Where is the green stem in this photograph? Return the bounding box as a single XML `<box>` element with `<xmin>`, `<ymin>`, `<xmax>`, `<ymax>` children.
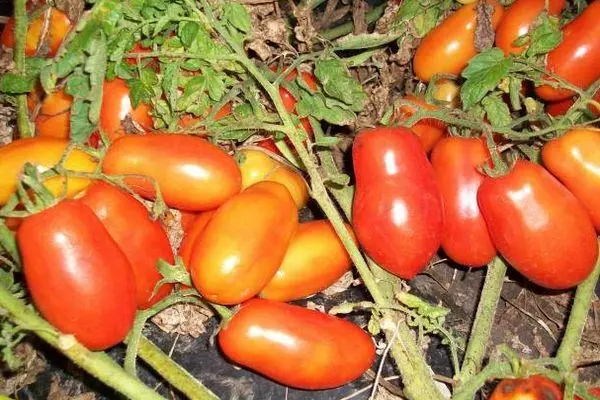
<box><xmin>211</xmin><ymin>303</ymin><xmax>233</xmax><ymax>320</ymax></box>
<box><xmin>457</xmin><ymin>257</ymin><xmax>507</xmax><ymax>386</ymax></box>
<box><xmin>453</xmin><ymin>361</ymin><xmax>513</xmax><ymax>400</ymax></box>
<box><xmin>320</xmin><ymin>2</ymin><xmax>387</xmax><ymax>41</ymax></box>
<box><xmin>14</xmin><ymin>0</ymin><xmax>33</xmax><ymax>138</ymax></box>
<box><xmin>0</xmin><ymin>284</ymin><xmax>164</xmax><ymax>400</ymax></box>
<box><xmin>0</xmin><ymin>221</ymin><xmax>20</xmax><ymax>267</ymax></box>
<box><xmin>555</xmin><ymin>241</ymin><xmax>600</xmax><ymax>371</ymax></box>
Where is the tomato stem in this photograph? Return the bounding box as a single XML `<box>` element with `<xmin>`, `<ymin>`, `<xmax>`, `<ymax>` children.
<box><xmin>13</xmin><ymin>0</ymin><xmax>33</xmax><ymax>138</ymax></box>
<box><xmin>320</xmin><ymin>2</ymin><xmax>387</xmax><ymax>41</ymax></box>
<box><xmin>0</xmin><ymin>221</ymin><xmax>20</xmax><ymax>267</ymax></box>
<box><xmin>211</xmin><ymin>303</ymin><xmax>233</xmax><ymax>320</ymax></box>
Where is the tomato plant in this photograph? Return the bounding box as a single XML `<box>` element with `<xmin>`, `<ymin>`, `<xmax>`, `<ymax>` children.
<box><xmin>259</xmin><ymin>220</ymin><xmax>354</xmax><ymax>302</ymax></box>
<box><xmin>489</xmin><ymin>375</ymin><xmax>563</xmax><ymax>400</ymax></box>
<box><xmin>393</xmin><ymin>95</ymin><xmax>447</xmax><ymax>153</ymax></box>
<box><xmin>218</xmin><ymin>299</ymin><xmax>375</xmax><ymax>389</ymax></box>
<box><xmin>102</xmin><ymin>133</ymin><xmax>242</xmax><ymax>211</ymax></box>
<box><xmin>18</xmin><ymin>200</ymin><xmax>137</xmax><ymax>350</ymax></box>
<box><xmin>352</xmin><ymin>126</ymin><xmax>443</xmax><ymax>279</ymax></box>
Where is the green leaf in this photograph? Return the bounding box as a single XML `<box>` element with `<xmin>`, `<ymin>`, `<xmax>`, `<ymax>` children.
<box><xmin>202</xmin><ymin>69</ymin><xmax>226</xmax><ymax>101</ymax></box>
<box><xmin>222</xmin><ymin>3</ymin><xmax>252</xmax><ymax>34</ymax></box>
<box><xmin>179</xmin><ymin>21</ymin><xmax>201</xmax><ymax>48</ymax></box>
<box><xmin>481</xmin><ymin>94</ymin><xmax>512</xmax><ymax>127</ymax></box>
<box><xmin>314</xmin><ymin>59</ymin><xmax>367</xmax><ymax>109</ymax></box>
<box><xmin>525</xmin><ymin>14</ymin><xmax>562</xmax><ymax>57</ymax></box>
<box><xmin>413</xmin><ymin>6</ymin><xmax>443</xmax><ymax>37</ymax></box>
<box><xmin>333</xmin><ymin>33</ymin><xmax>401</xmax><ymax>50</ymax></box>
<box><xmin>397</xmin><ymin>0</ymin><xmax>421</xmax><ymax>21</ymax></box>
<box><xmin>313</xmin><ymin>136</ymin><xmax>341</xmax><ymax>147</ymax></box>
<box><xmin>460</xmin><ymin>48</ymin><xmax>513</xmax><ymax>109</ymax></box>
<box><xmin>296</xmin><ymin>92</ymin><xmax>357</xmax><ymax>125</ymax></box>
<box><xmin>325</xmin><ymin>172</ymin><xmax>351</xmax><ymax>187</ymax></box>
<box><xmin>0</xmin><ymin>74</ymin><xmax>35</xmax><ymax>94</ymax></box>
<box><xmin>65</xmin><ymin>73</ymin><xmax>91</xmax><ymax>98</ymax></box>
<box><xmin>70</xmin><ymin>99</ymin><xmax>96</xmax><ymax>143</ymax></box>
<box><xmin>162</xmin><ymin>61</ymin><xmax>180</xmax><ymax>111</ymax></box>
<box><xmin>84</xmin><ymin>35</ymin><xmax>108</xmax><ymax>124</ymax></box>
<box><xmin>127</xmin><ymin>79</ymin><xmax>153</xmax><ymax>108</ymax></box>
<box><xmin>367</xmin><ymin>315</ymin><xmax>381</xmax><ymax>336</ymax></box>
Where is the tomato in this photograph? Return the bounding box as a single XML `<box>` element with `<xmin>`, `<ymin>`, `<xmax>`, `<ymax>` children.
<box><xmin>542</xmin><ymin>129</ymin><xmax>600</xmax><ymax>231</ymax></box>
<box><xmin>102</xmin><ymin>134</ymin><xmax>241</xmax><ymax>211</ymax></box>
<box><xmin>177</xmin><ymin>102</ymin><xmax>232</xmax><ymax>129</ymax></box>
<box><xmin>190</xmin><ymin>181</ymin><xmax>297</xmax><ymax>305</ymax></box>
<box><xmin>99</xmin><ymin>78</ymin><xmax>153</xmax><ymax>141</ymax></box>
<box><xmin>1</xmin><ymin>8</ymin><xmax>71</xmax><ymax>57</ymax></box>
<box><xmin>35</xmin><ymin>89</ymin><xmax>72</xmax><ymax>139</ymax></box>
<box><xmin>431</xmin><ymin>137</ymin><xmax>496</xmax><ymax>267</ymax></box>
<box><xmin>180</xmin><ymin>210</ymin><xmax>200</xmax><ymax>234</ymax></box>
<box><xmin>260</xmin><ymin>221</ymin><xmax>354</xmax><ymax>302</ymax></box>
<box><xmin>254</xmin><ymin>138</ymin><xmax>281</xmax><ymax>154</ymax></box>
<box><xmin>238</xmin><ymin>147</ymin><xmax>309</xmax><ymax>209</ymax></box>
<box><xmin>413</xmin><ymin>0</ymin><xmax>504</xmax><ymax>82</ymax></box>
<box><xmin>80</xmin><ymin>182</ymin><xmax>174</xmax><ymax>309</ymax></box>
<box><xmin>272</xmin><ymin>66</ymin><xmax>318</xmax><ymax>138</ymax></box>
<box><xmin>496</xmin><ymin>0</ymin><xmax>566</xmax><ymax>55</ymax></box>
<box><xmin>478</xmin><ymin>159</ymin><xmax>598</xmax><ymax>289</ymax></box>
<box><xmin>124</xmin><ymin>42</ymin><xmax>152</xmax><ymax>66</ymax></box>
<box><xmin>179</xmin><ymin>211</ymin><xmax>214</xmax><ymax>269</ymax></box>
<box><xmin>489</xmin><ymin>375</ymin><xmax>563</xmax><ymax>400</ymax></box>
<box><xmin>0</xmin><ymin>137</ymin><xmax>97</xmax><ymax>205</ymax></box>
<box><xmin>535</xmin><ymin>1</ymin><xmax>600</xmax><ymax>101</ymax></box>
<box><xmin>352</xmin><ymin>127</ymin><xmax>443</xmax><ymax>279</ymax></box>
<box><xmin>546</xmin><ymin>97</ymin><xmax>575</xmax><ymax>117</ymax></box>
<box><xmin>19</xmin><ymin>200</ymin><xmax>136</xmax><ymax>350</ymax></box>
<box><xmin>393</xmin><ymin>95</ymin><xmax>447</xmax><ymax>153</ymax></box>
<box><xmin>218</xmin><ymin>299</ymin><xmax>375</xmax><ymax>389</ymax></box>
<box><xmin>433</xmin><ymin>78</ymin><xmax>461</xmax><ymax>107</ymax></box>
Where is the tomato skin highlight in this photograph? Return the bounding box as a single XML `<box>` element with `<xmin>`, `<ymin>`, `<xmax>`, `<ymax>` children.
<box><xmin>19</xmin><ymin>200</ymin><xmax>137</xmax><ymax>350</ymax></box>
<box><xmin>393</xmin><ymin>95</ymin><xmax>447</xmax><ymax>153</ymax></box>
<box><xmin>542</xmin><ymin>129</ymin><xmax>600</xmax><ymax>231</ymax></box>
<box><xmin>535</xmin><ymin>1</ymin><xmax>600</xmax><ymax>101</ymax></box>
<box><xmin>102</xmin><ymin>133</ymin><xmax>242</xmax><ymax>211</ymax></box>
<box><xmin>190</xmin><ymin>181</ymin><xmax>298</xmax><ymax>305</ymax></box>
<box><xmin>495</xmin><ymin>0</ymin><xmax>566</xmax><ymax>55</ymax></box>
<box><xmin>259</xmin><ymin>221</ymin><xmax>354</xmax><ymax>302</ymax></box>
<box><xmin>218</xmin><ymin>299</ymin><xmax>375</xmax><ymax>389</ymax></box>
<box><xmin>489</xmin><ymin>375</ymin><xmax>563</xmax><ymax>400</ymax></box>
<box><xmin>80</xmin><ymin>182</ymin><xmax>174</xmax><ymax>309</ymax></box>
<box><xmin>413</xmin><ymin>0</ymin><xmax>504</xmax><ymax>82</ymax></box>
<box><xmin>35</xmin><ymin>89</ymin><xmax>72</xmax><ymax>139</ymax></box>
<box><xmin>431</xmin><ymin>137</ymin><xmax>496</xmax><ymax>267</ymax></box>
<box><xmin>0</xmin><ymin>137</ymin><xmax>97</xmax><ymax>205</ymax></box>
<box><xmin>478</xmin><ymin>160</ymin><xmax>598</xmax><ymax>289</ymax></box>
<box><xmin>352</xmin><ymin>126</ymin><xmax>443</xmax><ymax>279</ymax></box>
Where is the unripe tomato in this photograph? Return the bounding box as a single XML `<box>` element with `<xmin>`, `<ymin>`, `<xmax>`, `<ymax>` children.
<box><xmin>393</xmin><ymin>95</ymin><xmax>447</xmax><ymax>153</ymax></box>
<box><xmin>35</xmin><ymin>88</ymin><xmax>72</xmax><ymax>139</ymax></box>
<box><xmin>19</xmin><ymin>200</ymin><xmax>136</xmax><ymax>350</ymax></box>
<box><xmin>352</xmin><ymin>126</ymin><xmax>443</xmax><ymax>279</ymax></box>
<box><xmin>478</xmin><ymin>159</ymin><xmax>598</xmax><ymax>289</ymax></box>
<box><xmin>0</xmin><ymin>137</ymin><xmax>97</xmax><ymax>205</ymax></box>
<box><xmin>190</xmin><ymin>181</ymin><xmax>297</xmax><ymax>305</ymax></box>
<box><xmin>218</xmin><ymin>299</ymin><xmax>375</xmax><ymax>389</ymax></box>
<box><xmin>99</xmin><ymin>78</ymin><xmax>153</xmax><ymax>141</ymax></box>
<box><xmin>102</xmin><ymin>134</ymin><xmax>242</xmax><ymax>211</ymax></box>
<box><xmin>496</xmin><ymin>0</ymin><xmax>566</xmax><ymax>55</ymax></box>
<box><xmin>535</xmin><ymin>1</ymin><xmax>600</xmax><ymax>101</ymax></box>
<box><xmin>489</xmin><ymin>375</ymin><xmax>563</xmax><ymax>400</ymax></box>
<box><xmin>238</xmin><ymin>147</ymin><xmax>309</xmax><ymax>209</ymax></box>
<box><xmin>260</xmin><ymin>221</ymin><xmax>354</xmax><ymax>302</ymax></box>
<box><xmin>542</xmin><ymin>129</ymin><xmax>600</xmax><ymax>231</ymax></box>
<box><xmin>431</xmin><ymin>137</ymin><xmax>496</xmax><ymax>267</ymax></box>
<box><xmin>80</xmin><ymin>182</ymin><xmax>174</xmax><ymax>309</ymax></box>
<box><xmin>1</xmin><ymin>8</ymin><xmax>71</xmax><ymax>57</ymax></box>
<box><xmin>179</xmin><ymin>211</ymin><xmax>214</xmax><ymax>269</ymax></box>
<box><xmin>413</xmin><ymin>0</ymin><xmax>504</xmax><ymax>82</ymax></box>
<box><xmin>433</xmin><ymin>79</ymin><xmax>461</xmax><ymax>107</ymax></box>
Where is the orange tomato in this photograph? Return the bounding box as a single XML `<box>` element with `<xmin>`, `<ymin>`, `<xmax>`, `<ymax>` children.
<box><xmin>35</xmin><ymin>89</ymin><xmax>72</xmax><ymax>139</ymax></box>
<box><xmin>260</xmin><ymin>221</ymin><xmax>354</xmax><ymax>302</ymax></box>
<box><xmin>178</xmin><ymin>102</ymin><xmax>232</xmax><ymax>129</ymax></box>
<box><xmin>393</xmin><ymin>95</ymin><xmax>447</xmax><ymax>153</ymax></box>
<box><xmin>179</xmin><ymin>211</ymin><xmax>215</xmax><ymax>269</ymax></box>
<box><xmin>190</xmin><ymin>181</ymin><xmax>298</xmax><ymax>305</ymax></box>
<box><xmin>489</xmin><ymin>376</ymin><xmax>563</xmax><ymax>400</ymax></box>
<box><xmin>413</xmin><ymin>0</ymin><xmax>504</xmax><ymax>82</ymax></box>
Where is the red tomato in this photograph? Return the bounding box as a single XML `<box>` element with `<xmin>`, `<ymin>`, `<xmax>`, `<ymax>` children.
<box><xmin>352</xmin><ymin>126</ymin><xmax>443</xmax><ymax>279</ymax></box>
<box><xmin>218</xmin><ymin>299</ymin><xmax>375</xmax><ymax>389</ymax></box>
<box><xmin>102</xmin><ymin>133</ymin><xmax>242</xmax><ymax>211</ymax></box>
<box><xmin>190</xmin><ymin>181</ymin><xmax>297</xmax><ymax>305</ymax></box>
<box><xmin>272</xmin><ymin>66</ymin><xmax>318</xmax><ymax>138</ymax></box>
<box><xmin>431</xmin><ymin>137</ymin><xmax>496</xmax><ymax>267</ymax></box>
<box><xmin>259</xmin><ymin>221</ymin><xmax>354</xmax><ymax>302</ymax></box>
<box><xmin>535</xmin><ymin>1</ymin><xmax>600</xmax><ymax>101</ymax></box>
<box><xmin>489</xmin><ymin>375</ymin><xmax>563</xmax><ymax>400</ymax></box>
<box><xmin>1</xmin><ymin>8</ymin><xmax>71</xmax><ymax>57</ymax></box>
<box><xmin>35</xmin><ymin>89</ymin><xmax>72</xmax><ymax>139</ymax></box>
<box><xmin>180</xmin><ymin>210</ymin><xmax>200</xmax><ymax>234</ymax></box>
<box><xmin>478</xmin><ymin>159</ymin><xmax>598</xmax><ymax>289</ymax></box>
<box><xmin>542</xmin><ymin>128</ymin><xmax>600</xmax><ymax>231</ymax></box>
<box><xmin>177</xmin><ymin>102</ymin><xmax>232</xmax><ymax>129</ymax></box>
<box><xmin>19</xmin><ymin>200</ymin><xmax>136</xmax><ymax>350</ymax></box>
<box><xmin>80</xmin><ymin>182</ymin><xmax>174</xmax><ymax>309</ymax></box>
<box><xmin>392</xmin><ymin>95</ymin><xmax>447</xmax><ymax>153</ymax></box>
<box><xmin>546</xmin><ymin>97</ymin><xmax>575</xmax><ymax>117</ymax></box>
<box><xmin>254</xmin><ymin>138</ymin><xmax>281</xmax><ymax>154</ymax></box>
<box><xmin>179</xmin><ymin>211</ymin><xmax>214</xmax><ymax>269</ymax></box>
<box><xmin>99</xmin><ymin>78</ymin><xmax>153</xmax><ymax>141</ymax></box>
<box><xmin>124</xmin><ymin>42</ymin><xmax>152</xmax><ymax>66</ymax></box>
<box><xmin>413</xmin><ymin>0</ymin><xmax>504</xmax><ymax>82</ymax></box>
<box><xmin>496</xmin><ymin>0</ymin><xmax>566</xmax><ymax>55</ymax></box>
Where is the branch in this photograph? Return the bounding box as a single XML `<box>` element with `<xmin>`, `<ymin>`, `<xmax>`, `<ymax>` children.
<box><xmin>14</xmin><ymin>0</ymin><xmax>33</xmax><ymax>138</ymax></box>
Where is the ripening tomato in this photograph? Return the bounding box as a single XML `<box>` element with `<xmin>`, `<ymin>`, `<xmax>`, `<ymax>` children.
<box><xmin>393</xmin><ymin>95</ymin><xmax>447</xmax><ymax>153</ymax></box>
<box><xmin>352</xmin><ymin>127</ymin><xmax>443</xmax><ymax>279</ymax></box>
<box><xmin>35</xmin><ymin>88</ymin><xmax>72</xmax><ymax>139</ymax></box>
<box><xmin>542</xmin><ymin>129</ymin><xmax>600</xmax><ymax>231</ymax></box>
<box><xmin>99</xmin><ymin>78</ymin><xmax>153</xmax><ymax>141</ymax></box>
<box><xmin>535</xmin><ymin>1</ymin><xmax>600</xmax><ymax>101</ymax></box>
<box><xmin>102</xmin><ymin>134</ymin><xmax>242</xmax><ymax>211</ymax></box>
<box><xmin>80</xmin><ymin>182</ymin><xmax>174</xmax><ymax>309</ymax></box>
<box><xmin>1</xmin><ymin>8</ymin><xmax>71</xmax><ymax>57</ymax></box>
<box><xmin>218</xmin><ymin>299</ymin><xmax>375</xmax><ymax>389</ymax></box>
<box><xmin>489</xmin><ymin>375</ymin><xmax>563</xmax><ymax>400</ymax></box>
<box><xmin>496</xmin><ymin>0</ymin><xmax>566</xmax><ymax>55</ymax></box>
<box><xmin>433</xmin><ymin>79</ymin><xmax>461</xmax><ymax>107</ymax></box>
<box><xmin>190</xmin><ymin>181</ymin><xmax>297</xmax><ymax>305</ymax></box>
<box><xmin>19</xmin><ymin>200</ymin><xmax>136</xmax><ymax>350</ymax></box>
<box><xmin>260</xmin><ymin>221</ymin><xmax>354</xmax><ymax>302</ymax></box>
<box><xmin>478</xmin><ymin>160</ymin><xmax>598</xmax><ymax>289</ymax></box>
<box><xmin>0</xmin><ymin>137</ymin><xmax>97</xmax><ymax>205</ymax></box>
<box><xmin>177</xmin><ymin>102</ymin><xmax>233</xmax><ymax>129</ymax></box>
<box><xmin>413</xmin><ymin>0</ymin><xmax>504</xmax><ymax>82</ymax></box>
<box><xmin>238</xmin><ymin>147</ymin><xmax>309</xmax><ymax>209</ymax></box>
<box><xmin>179</xmin><ymin>211</ymin><xmax>214</xmax><ymax>269</ymax></box>
<box><xmin>431</xmin><ymin>137</ymin><xmax>496</xmax><ymax>267</ymax></box>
